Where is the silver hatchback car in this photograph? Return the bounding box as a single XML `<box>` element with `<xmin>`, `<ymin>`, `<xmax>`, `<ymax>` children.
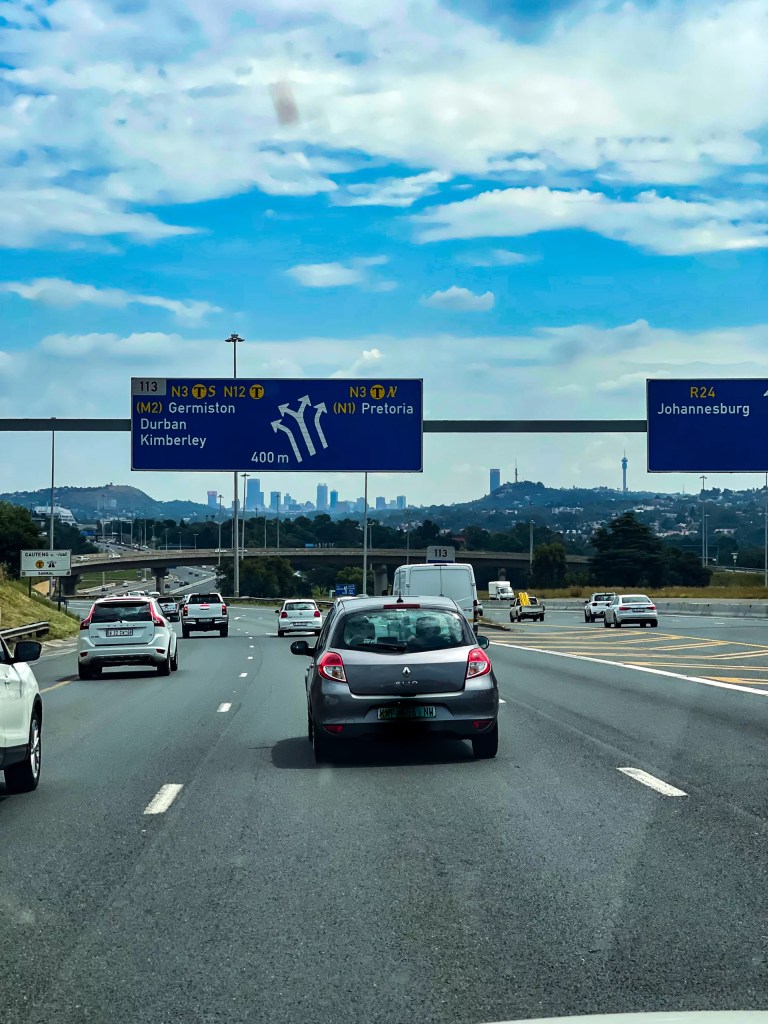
<box><xmin>291</xmin><ymin>596</ymin><xmax>499</xmax><ymax>762</ymax></box>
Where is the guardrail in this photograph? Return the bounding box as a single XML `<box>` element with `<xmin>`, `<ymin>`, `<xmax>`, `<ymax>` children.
<box><xmin>0</xmin><ymin>621</ymin><xmax>50</xmax><ymax>642</ymax></box>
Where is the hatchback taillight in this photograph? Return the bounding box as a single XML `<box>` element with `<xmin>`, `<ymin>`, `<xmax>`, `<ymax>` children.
<box><xmin>314</xmin><ymin>610</ymin><xmax>321</xmax><ymax>618</ymax></box>
<box><xmin>466</xmin><ymin>647</ymin><xmax>491</xmax><ymax>679</ymax></box>
<box><xmin>318</xmin><ymin>652</ymin><xmax>347</xmax><ymax>682</ymax></box>
<box><xmin>150</xmin><ymin>606</ymin><xmax>165</xmax><ymax>626</ymax></box>
<box><xmin>281</xmin><ymin>611</ymin><xmax>288</xmax><ymax>618</ymax></box>
<box><xmin>80</xmin><ymin>610</ymin><xmax>94</xmax><ymax>630</ymax></box>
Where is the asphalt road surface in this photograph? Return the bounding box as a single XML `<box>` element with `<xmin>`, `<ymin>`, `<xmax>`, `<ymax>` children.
<box><xmin>2</xmin><ymin>605</ymin><xmax>768</xmax><ymax>1024</ymax></box>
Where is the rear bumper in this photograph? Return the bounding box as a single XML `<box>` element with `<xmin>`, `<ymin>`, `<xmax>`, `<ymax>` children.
<box><xmin>78</xmin><ymin>641</ymin><xmax>169</xmax><ymax>667</ymax></box>
<box><xmin>616</xmin><ymin>614</ymin><xmax>658</xmax><ymax>625</ymax></box>
<box><xmin>312</xmin><ymin>685</ymin><xmax>498</xmax><ymax>738</ymax></box>
<box><xmin>183</xmin><ymin>618</ymin><xmax>227</xmax><ymax>629</ymax></box>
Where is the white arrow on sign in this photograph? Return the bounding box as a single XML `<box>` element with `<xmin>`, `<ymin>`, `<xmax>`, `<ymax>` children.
<box><xmin>279</xmin><ymin>396</ymin><xmax>316</xmax><ymax>456</ymax></box>
<box><xmin>271</xmin><ymin>419</ymin><xmax>302</xmax><ymax>462</ymax></box>
<box><xmin>313</xmin><ymin>402</ymin><xmax>329</xmax><ymax>450</ymax></box>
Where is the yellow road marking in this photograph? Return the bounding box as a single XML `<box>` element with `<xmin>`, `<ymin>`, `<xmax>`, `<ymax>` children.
<box><xmin>41</xmin><ymin>678</ymin><xmax>75</xmax><ymax>693</ymax></box>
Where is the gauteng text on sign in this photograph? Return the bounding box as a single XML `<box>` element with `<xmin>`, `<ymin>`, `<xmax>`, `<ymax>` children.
<box><xmin>647</xmin><ymin>378</ymin><xmax>768</xmax><ymax>473</ymax></box>
<box><xmin>131</xmin><ymin>378</ymin><xmax>423</xmax><ymax>473</ymax></box>
<box><xmin>20</xmin><ymin>549</ymin><xmax>72</xmax><ymax>578</ymax></box>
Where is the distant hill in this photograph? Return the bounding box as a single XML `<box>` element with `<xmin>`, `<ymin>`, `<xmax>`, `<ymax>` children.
<box><xmin>0</xmin><ymin>484</ymin><xmax>211</xmax><ymax>520</ymax></box>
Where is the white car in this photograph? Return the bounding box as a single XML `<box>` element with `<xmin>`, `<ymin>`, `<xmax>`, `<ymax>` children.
<box><xmin>276</xmin><ymin>599</ymin><xmax>322</xmax><ymax>637</ymax></box>
<box><xmin>0</xmin><ymin>637</ymin><xmax>43</xmax><ymax>794</ymax></box>
<box><xmin>584</xmin><ymin>592</ymin><xmax>616</xmax><ymax>622</ymax></box>
<box><xmin>604</xmin><ymin>593</ymin><xmax>658</xmax><ymax>628</ymax></box>
<box><xmin>78</xmin><ymin>597</ymin><xmax>179</xmax><ymax>678</ymax></box>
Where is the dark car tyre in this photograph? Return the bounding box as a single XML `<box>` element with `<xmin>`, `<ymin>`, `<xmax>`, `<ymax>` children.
<box><xmin>312</xmin><ymin>722</ymin><xmax>335</xmax><ymax>764</ymax></box>
<box><xmin>171</xmin><ymin>645</ymin><xmax>179</xmax><ymax>671</ymax></box>
<box><xmin>277</xmin><ymin>628</ymin><xmax>285</xmax><ymax>638</ymax></box>
<box><xmin>219</xmin><ymin>627</ymin><xmax>228</xmax><ymax>638</ymax></box>
<box><xmin>158</xmin><ymin>652</ymin><xmax>172</xmax><ymax>676</ymax></box>
<box><xmin>472</xmin><ymin>722</ymin><xmax>498</xmax><ymax>759</ymax></box>
<box><xmin>182</xmin><ymin>626</ymin><xmax>190</xmax><ymax>639</ymax></box>
<box><xmin>4</xmin><ymin>714</ymin><xmax>41</xmax><ymax>793</ymax></box>
<box><xmin>79</xmin><ymin>663</ymin><xmax>93</xmax><ymax>679</ymax></box>
<box><xmin>615</xmin><ymin>619</ymin><xmax>622</xmax><ymax>627</ymax></box>
<box><xmin>603</xmin><ymin>617</ymin><xmax>610</xmax><ymax>627</ymax></box>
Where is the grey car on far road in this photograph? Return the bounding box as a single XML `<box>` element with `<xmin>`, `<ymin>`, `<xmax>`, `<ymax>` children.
<box><xmin>291</xmin><ymin>596</ymin><xmax>499</xmax><ymax>763</ymax></box>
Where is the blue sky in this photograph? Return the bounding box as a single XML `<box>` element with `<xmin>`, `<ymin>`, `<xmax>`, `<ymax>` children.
<box><xmin>1</xmin><ymin>0</ymin><xmax>767</xmax><ymax>507</ymax></box>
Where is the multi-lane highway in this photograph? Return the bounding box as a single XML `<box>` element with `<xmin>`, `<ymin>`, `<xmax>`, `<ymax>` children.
<box><xmin>2</xmin><ymin>606</ymin><xmax>768</xmax><ymax>1024</ymax></box>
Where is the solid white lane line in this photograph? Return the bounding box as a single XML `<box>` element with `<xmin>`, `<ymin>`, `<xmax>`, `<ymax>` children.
<box><xmin>490</xmin><ymin>641</ymin><xmax>768</xmax><ymax>697</ymax></box>
<box><xmin>247</xmin><ymin>655</ymin><xmax>253</xmax><ymax>660</ymax></box>
<box><xmin>217</xmin><ymin>702</ymin><xmax>232</xmax><ymax>713</ymax></box>
<box><xmin>617</xmin><ymin>767</ymin><xmax>687</xmax><ymax>797</ymax></box>
<box><xmin>239</xmin><ymin>672</ymin><xmax>248</xmax><ymax>677</ymax></box>
<box><xmin>499</xmin><ymin>698</ymin><xmax>507</xmax><ymax>704</ymax></box>
<box><xmin>143</xmin><ymin>783</ymin><xmax>184</xmax><ymax>815</ymax></box>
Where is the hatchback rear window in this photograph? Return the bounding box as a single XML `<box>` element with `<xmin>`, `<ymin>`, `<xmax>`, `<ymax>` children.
<box><xmin>187</xmin><ymin>594</ymin><xmax>221</xmax><ymax>604</ymax></box>
<box><xmin>92</xmin><ymin>602</ymin><xmax>152</xmax><ymax>623</ymax></box>
<box><xmin>285</xmin><ymin>602</ymin><xmax>316</xmax><ymax>611</ymax></box>
<box><xmin>336</xmin><ymin>608</ymin><xmax>471</xmax><ymax>652</ymax></box>
<box><xmin>594</xmin><ymin>593</ymin><xmax>614</xmax><ymax>601</ymax></box>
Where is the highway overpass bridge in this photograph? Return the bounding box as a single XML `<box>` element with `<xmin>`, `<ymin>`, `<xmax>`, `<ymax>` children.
<box><xmin>68</xmin><ymin>547</ymin><xmax>589</xmax><ymax>595</ymax></box>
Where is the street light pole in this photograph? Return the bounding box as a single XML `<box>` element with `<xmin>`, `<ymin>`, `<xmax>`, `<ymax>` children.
<box><xmin>529</xmin><ymin>519</ymin><xmax>534</xmax><ymax>568</ymax></box>
<box><xmin>700</xmin><ymin>475</ymin><xmax>707</xmax><ymax>566</ymax></box>
<box><xmin>226</xmin><ymin>333</ymin><xmax>244</xmax><ymax>598</ymax></box>
<box><xmin>217</xmin><ymin>494</ymin><xmax>223</xmax><ymax>567</ymax></box>
<box><xmin>363</xmin><ymin>472</ymin><xmax>369</xmax><ymax>595</ymax></box>
<box><xmin>49</xmin><ymin>424</ymin><xmax>55</xmax><ymax>598</ymax></box>
<box><xmin>241</xmin><ymin>473</ymin><xmax>249</xmax><ymax>553</ymax></box>
<box><xmin>764</xmin><ymin>472</ymin><xmax>767</xmax><ymax>589</ymax></box>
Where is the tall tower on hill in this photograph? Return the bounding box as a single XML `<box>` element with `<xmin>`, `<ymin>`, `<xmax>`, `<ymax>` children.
<box><xmin>622</xmin><ymin>453</ymin><xmax>628</xmax><ymax>494</ymax></box>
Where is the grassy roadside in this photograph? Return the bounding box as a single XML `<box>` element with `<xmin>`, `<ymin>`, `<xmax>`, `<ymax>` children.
<box><xmin>0</xmin><ymin>579</ymin><xmax>80</xmax><ymax>639</ymax></box>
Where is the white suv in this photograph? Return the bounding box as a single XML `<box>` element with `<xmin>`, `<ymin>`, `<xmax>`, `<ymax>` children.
<box><xmin>276</xmin><ymin>599</ymin><xmax>322</xmax><ymax>637</ymax></box>
<box><xmin>0</xmin><ymin>638</ymin><xmax>43</xmax><ymax>794</ymax></box>
<box><xmin>78</xmin><ymin>597</ymin><xmax>179</xmax><ymax>678</ymax></box>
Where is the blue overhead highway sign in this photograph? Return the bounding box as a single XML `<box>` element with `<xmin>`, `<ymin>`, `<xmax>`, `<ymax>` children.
<box><xmin>131</xmin><ymin>378</ymin><xmax>423</xmax><ymax>472</ymax></box>
<box><xmin>647</xmin><ymin>378</ymin><xmax>768</xmax><ymax>472</ymax></box>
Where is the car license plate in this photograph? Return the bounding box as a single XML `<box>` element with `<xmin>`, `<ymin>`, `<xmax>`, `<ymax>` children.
<box><xmin>377</xmin><ymin>706</ymin><xmax>436</xmax><ymax>721</ymax></box>
<box><xmin>105</xmin><ymin>628</ymin><xmax>133</xmax><ymax>637</ymax></box>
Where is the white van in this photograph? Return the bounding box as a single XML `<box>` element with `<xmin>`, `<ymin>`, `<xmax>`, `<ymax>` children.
<box><xmin>392</xmin><ymin>563</ymin><xmax>480</xmax><ymax>628</ymax></box>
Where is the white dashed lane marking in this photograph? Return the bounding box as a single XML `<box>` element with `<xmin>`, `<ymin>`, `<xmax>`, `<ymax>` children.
<box><xmin>143</xmin><ymin>783</ymin><xmax>184</xmax><ymax>815</ymax></box>
<box><xmin>217</xmin><ymin>703</ymin><xmax>232</xmax><ymax>713</ymax></box>
<box><xmin>239</xmin><ymin>672</ymin><xmax>248</xmax><ymax>678</ymax></box>
<box><xmin>617</xmin><ymin>767</ymin><xmax>687</xmax><ymax>797</ymax></box>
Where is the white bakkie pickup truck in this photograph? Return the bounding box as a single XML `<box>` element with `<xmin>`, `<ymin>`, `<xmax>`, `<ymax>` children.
<box><xmin>182</xmin><ymin>592</ymin><xmax>229</xmax><ymax>638</ymax></box>
<box><xmin>584</xmin><ymin>592</ymin><xmax>616</xmax><ymax>622</ymax></box>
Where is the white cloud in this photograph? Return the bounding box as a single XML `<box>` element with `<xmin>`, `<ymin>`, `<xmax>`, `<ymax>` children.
<box><xmin>286</xmin><ymin>262</ymin><xmax>365</xmax><ymax>287</ymax></box>
<box><xmin>39</xmin><ymin>332</ymin><xmax>183</xmax><ymax>359</ymax></box>
<box><xmin>421</xmin><ymin>286</ymin><xmax>495</xmax><ymax>312</ymax></box>
<box><xmin>331</xmin><ymin>346</ymin><xmax>385</xmax><ymax>377</ymax></box>
<box><xmin>414</xmin><ymin>186</ymin><xmax>768</xmax><ymax>255</ymax></box>
<box><xmin>465</xmin><ymin>249</ymin><xmax>536</xmax><ymax>266</ymax></box>
<box><xmin>0</xmin><ymin>278</ymin><xmax>221</xmax><ymax>322</ymax></box>
<box><xmin>0</xmin><ymin>184</ymin><xmax>196</xmax><ymax>249</ymax></box>
<box><xmin>286</xmin><ymin>257</ymin><xmax>394</xmax><ymax>289</ymax></box>
<box><xmin>332</xmin><ymin>171</ymin><xmax>451</xmax><ymax>207</ymax></box>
